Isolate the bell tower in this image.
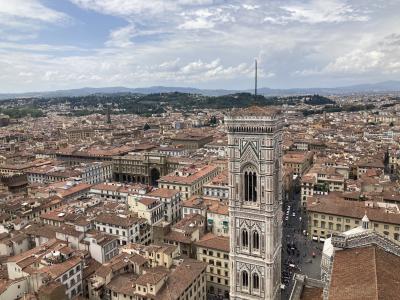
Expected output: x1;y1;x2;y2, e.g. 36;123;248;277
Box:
225;106;283;300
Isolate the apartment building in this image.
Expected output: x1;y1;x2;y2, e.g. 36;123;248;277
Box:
195;233;230;298
6;239;83;299
27;162;112;185
283;151;314;177
107;259;207;300
301;166;346;208
94;213;151;245
0;159;53;176
89;182;149;202
158;165;220;200
356;159;385;179
182;196;229;237
121;242;179;268
146;188;181;224
164;213;205;257
128;195;164;226
202;171;229;200
170;133;213;150
307;195;400;243
87;233;119;264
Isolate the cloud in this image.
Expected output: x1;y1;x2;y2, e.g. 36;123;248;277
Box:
324;50;385;73
0;0;400;92
0;0;71;44
293;32;400;77
280;0;369;24
105;25;136;48
0;0;69;23
242;4;259;11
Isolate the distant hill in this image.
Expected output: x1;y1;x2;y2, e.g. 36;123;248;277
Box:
1;81;400;100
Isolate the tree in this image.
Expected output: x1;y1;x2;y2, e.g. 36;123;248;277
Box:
209;116;217;125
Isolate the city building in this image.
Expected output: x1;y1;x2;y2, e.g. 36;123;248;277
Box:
6;239;83;299
128;195;164;226
158;165;220;200
27;162;112;184
112;152;184;186
283;151;314;177
121;242;179;268
94;213;151;245
203;170;229;200
89;182;149;202
146;188;181;224
87;233;119;264
182;196;229;237
307;194;400;243
170;133;213;150
195;233;230;298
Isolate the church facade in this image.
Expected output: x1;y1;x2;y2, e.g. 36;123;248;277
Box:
225;106;283;300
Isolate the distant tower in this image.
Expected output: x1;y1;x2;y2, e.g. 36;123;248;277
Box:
255;59;258;98
226;106;283;299
106;105;111;124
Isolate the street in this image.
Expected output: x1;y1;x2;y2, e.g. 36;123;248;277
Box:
281;190;323;300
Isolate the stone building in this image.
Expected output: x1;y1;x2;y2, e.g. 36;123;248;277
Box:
112;152;184;186
225;106;283;300
171;133;213;150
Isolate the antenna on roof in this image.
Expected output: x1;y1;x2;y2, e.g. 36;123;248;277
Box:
255;59;258;100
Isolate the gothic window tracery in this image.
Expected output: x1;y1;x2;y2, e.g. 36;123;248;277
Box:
253;273;260;290
243;165;257;202
242;229;249;247
242;270;249;287
252;230;260;250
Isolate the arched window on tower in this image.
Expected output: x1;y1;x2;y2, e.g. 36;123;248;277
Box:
243;166;257;202
242;229;249;247
253;273;259;290
242;271;249;288
252;231;260;250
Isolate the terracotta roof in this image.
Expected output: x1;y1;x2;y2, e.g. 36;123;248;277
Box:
136;270;167;286
95;213;139;228
182;197;228;215
158;165;218;185
307;196;400;225
138;197;159;206
82;258;101;279
23;223;57;239
195;233;229;252
300;286;323;300
156;259;207;299
164;231;191;244
106;274;138;296
147;188;179;198
283;152;313;164
328;246;400;300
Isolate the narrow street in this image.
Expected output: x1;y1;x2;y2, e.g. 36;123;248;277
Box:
281;189;323;299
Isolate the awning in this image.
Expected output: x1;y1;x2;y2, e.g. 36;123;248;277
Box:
319;237;326;242
312;236;318;241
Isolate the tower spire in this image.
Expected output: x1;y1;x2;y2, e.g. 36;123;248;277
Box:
255;59;258;99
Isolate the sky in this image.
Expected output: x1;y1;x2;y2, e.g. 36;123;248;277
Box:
0;0;399;93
